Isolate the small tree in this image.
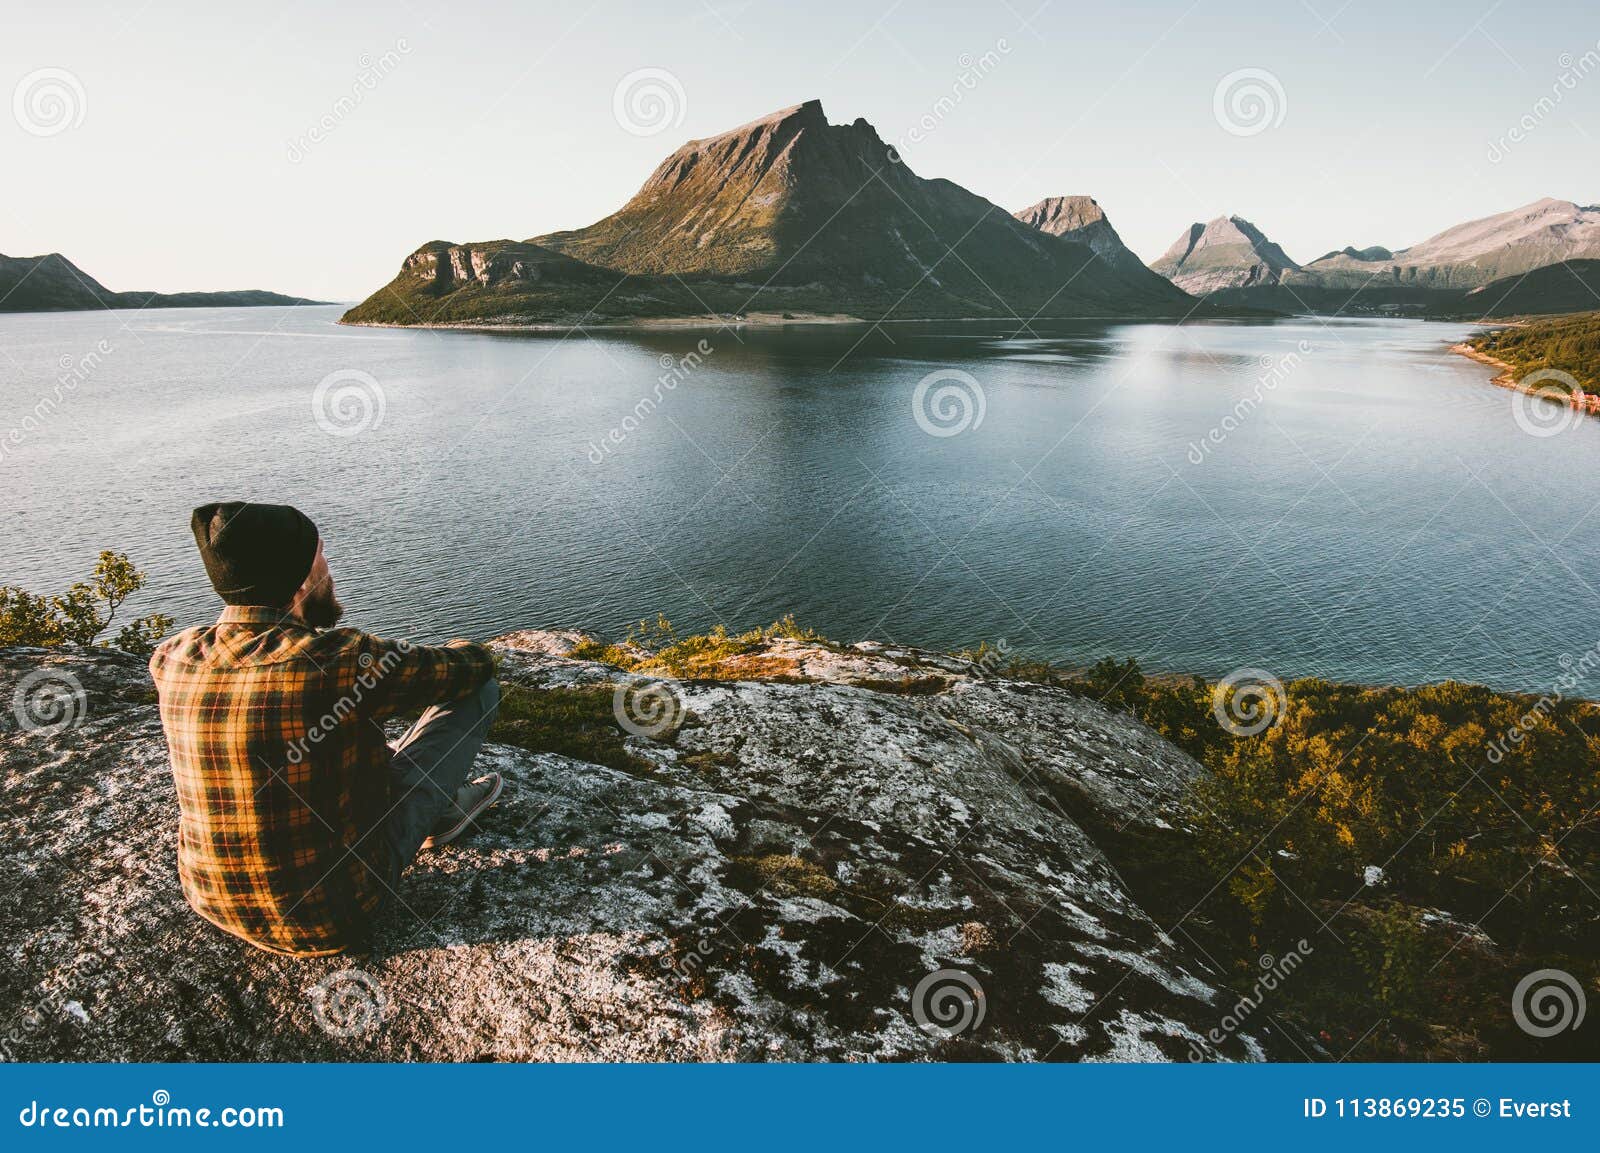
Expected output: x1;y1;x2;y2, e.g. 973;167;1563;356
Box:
0;551;173;655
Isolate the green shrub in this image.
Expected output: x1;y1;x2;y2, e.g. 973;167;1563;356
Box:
0;551;173;655
1472;312;1600;390
1049;655;1600;1058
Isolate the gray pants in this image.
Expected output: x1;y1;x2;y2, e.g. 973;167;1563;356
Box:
381;677;500;879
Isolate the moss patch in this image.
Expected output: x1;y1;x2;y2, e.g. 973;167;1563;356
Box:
729;854;840;898
853;675;951;695
571;614;828;680
680;747;740;774
489;684;654;774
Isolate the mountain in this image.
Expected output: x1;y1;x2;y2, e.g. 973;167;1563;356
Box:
1438;259;1600;319
1148;215;1300;294
0;252;116;311
343;100;1200;328
1011;195;1160;283
1152;199;1600;317
1310;245;1394;265
1305;198;1600;290
0;252;323;313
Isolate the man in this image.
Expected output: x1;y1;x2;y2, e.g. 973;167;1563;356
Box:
149;501;502;956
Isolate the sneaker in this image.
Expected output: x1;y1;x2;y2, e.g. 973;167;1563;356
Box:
420;772;504;849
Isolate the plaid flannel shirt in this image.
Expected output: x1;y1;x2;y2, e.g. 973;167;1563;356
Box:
149;607;495;956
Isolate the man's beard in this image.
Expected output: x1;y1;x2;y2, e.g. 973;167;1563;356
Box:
298;585;345;629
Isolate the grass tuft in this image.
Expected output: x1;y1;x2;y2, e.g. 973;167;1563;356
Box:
569;614;823;679
730;854;839;898
489;684;654;774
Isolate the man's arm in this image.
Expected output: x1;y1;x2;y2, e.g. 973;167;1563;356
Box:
359;635;495;720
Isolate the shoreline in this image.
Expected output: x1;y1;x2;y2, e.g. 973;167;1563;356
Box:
1448;340;1517;387
339;311;871;333
1449;336;1600;418
336;308;1266;334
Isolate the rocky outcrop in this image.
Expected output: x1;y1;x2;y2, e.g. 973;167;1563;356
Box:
1012;195;1169;285
0;633;1297;1062
398;240;615;293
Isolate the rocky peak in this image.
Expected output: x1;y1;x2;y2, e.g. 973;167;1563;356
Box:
0;632;1301;1062
634;99;835;201
1014;195;1108;233
1310;245;1394;265
532;98;919;279
1012;196;1178;284
1198;215;1292;262
1398;197;1600;265
1150;214;1299;294
1303;198;1600;290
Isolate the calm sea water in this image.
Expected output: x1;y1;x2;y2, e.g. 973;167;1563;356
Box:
3;304;1596;695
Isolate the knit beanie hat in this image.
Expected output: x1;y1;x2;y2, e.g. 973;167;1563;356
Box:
190;502;320;607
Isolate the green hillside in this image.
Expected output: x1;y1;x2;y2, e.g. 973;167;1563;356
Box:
1438;260;1600;320
1470;311;1600;391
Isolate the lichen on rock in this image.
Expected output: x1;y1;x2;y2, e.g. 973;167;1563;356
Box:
0;632;1296;1061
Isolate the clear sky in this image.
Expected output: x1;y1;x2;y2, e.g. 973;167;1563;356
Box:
6;0;1598;301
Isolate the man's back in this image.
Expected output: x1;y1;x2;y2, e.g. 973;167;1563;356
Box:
150;606;493;955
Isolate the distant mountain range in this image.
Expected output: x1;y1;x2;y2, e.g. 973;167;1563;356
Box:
0;252;322;313
1149;198;1600;316
24;100;1590;327
343;100;1205;328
